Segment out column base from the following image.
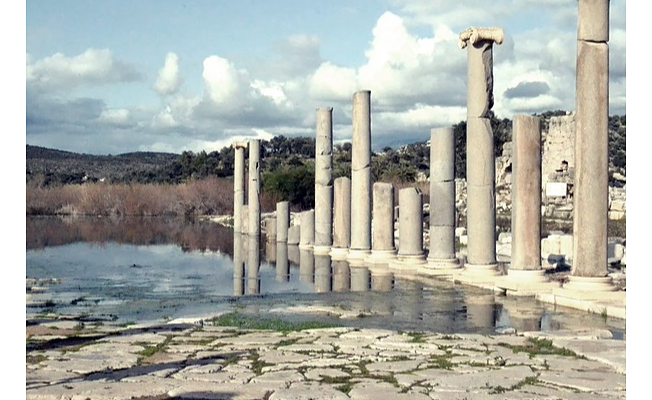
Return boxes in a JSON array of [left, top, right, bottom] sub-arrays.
[[495, 269, 559, 296], [347, 249, 372, 266], [420, 257, 462, 276], [298, 244, 314, 251], [329, 247, 349, 260], [312, 245, 332, 255], [560, 276, 619, 293], [455, 262, 503, 287], [365, 249, 397, 266], [389, 254, 427, 271]]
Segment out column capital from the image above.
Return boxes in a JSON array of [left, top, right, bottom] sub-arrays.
[[459, 27, 504, 49], [232, 141, 248, 149]]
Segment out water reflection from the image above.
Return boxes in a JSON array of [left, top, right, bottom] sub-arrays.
[[27, 216, 625, 338]]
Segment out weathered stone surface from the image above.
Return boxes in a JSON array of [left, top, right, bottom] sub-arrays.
[[350, 90, 372, 252], [248, 139, 261, 236], [332, 176, 351, 250]]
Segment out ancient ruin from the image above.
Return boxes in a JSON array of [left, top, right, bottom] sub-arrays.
[[314, 107, 334, 255]]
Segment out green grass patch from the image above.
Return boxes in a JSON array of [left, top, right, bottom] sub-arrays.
[[429, 354, 455, 370], [137, 336, 173, 358], [406, 331, 427, 343], [335, 381, 354, 394], [208, 312, 338, 333], [498, 337, 585, 359], [274, 338, 299, 348], [26, 354, 47, 364], [250, 351, 274, 375]]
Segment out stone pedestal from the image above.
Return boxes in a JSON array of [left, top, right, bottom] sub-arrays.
[[457, 27, 504, 284], [248, 139, 261, 237], [421, 127, 461, 276], [314, 107, 334, 255], [331, 177, 351, 259], [496, 115, 557, 295], [276, 201, 290, 243], [390, 187, 426, 271], [233, 142, 247, 233], [366, 182, 397, 266], [348, 91, 372, 264], [569, 0, 615, 292], [299, 209, 315, 250]]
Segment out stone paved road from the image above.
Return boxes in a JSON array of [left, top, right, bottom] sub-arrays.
[[26, 319, 626, 400]]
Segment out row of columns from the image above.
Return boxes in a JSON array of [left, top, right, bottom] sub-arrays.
[[233, 0, 616, 296]]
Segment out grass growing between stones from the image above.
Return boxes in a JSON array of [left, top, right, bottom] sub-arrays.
[[208, 311, 339, 333], [499, 337, 586, 359], [249, 351, 274, 375], [137, 336, 173, 358], [489, 376, 541, 394], [26, 354, 48, 364]]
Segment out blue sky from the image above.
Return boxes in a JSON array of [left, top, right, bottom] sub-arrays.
[[26, 0, 627, 155]]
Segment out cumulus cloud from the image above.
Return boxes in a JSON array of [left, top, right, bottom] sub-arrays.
[[504, 81, 550, 99], [26, 48, 141, 92], [202, 55, 241, 104], [153, 52, 182, 96], [98, 108, 134, 128], [308, 62, 357, 102]]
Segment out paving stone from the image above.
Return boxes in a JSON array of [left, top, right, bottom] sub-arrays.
[[538, 369, 626, 393], [282, 343, 337, 353], [304, 367, 350, 381], [347, 380, 431, 400], [269, 381, 351, 400], [423, 365, 537, 391], [338, 328, 394, 340], [100, 331, 169, 344], [250, 370, 306, 387], [168, 381, 275, 399], [259, 348, 313, 364], [366, 359, 424, 373], [298, 357, 351, 368]]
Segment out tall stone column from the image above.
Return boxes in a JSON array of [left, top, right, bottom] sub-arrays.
[[330, 177, 351, 259], [422, 127, 461, 276], [241, 205, 249, 235], [564, 0, 616, 293], [233, 233, 245, 296], [276, 201, 290, 243], [248, 139, 261, 237], [390, 187, 426, 271], [497, 116, 556, 295], [299, 209, 315, 250], [266, 217, 277, 243], [246, 235, 260, 295], [233, 142, 247, 233], [347, 90, 372, 264], [314, 107, 334, 255], [458, 27, 504, 282], [366, 182, 397, 265]]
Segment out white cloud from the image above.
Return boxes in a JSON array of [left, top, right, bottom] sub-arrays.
[[26, 48, 141, 92], [98, 108, 133, 128], [308, 62, 357, 101], [202, 55, 241, 104], [153, 52, 182, 96]]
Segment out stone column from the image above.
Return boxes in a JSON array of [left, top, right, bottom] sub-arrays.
[[458, 27, 504, 281], [330, 177, 351, 259], [366, 182, 397, 265], [314, 107, 334, 255], [299, 209, 315, 250], [422, 127, 461, 276], [266, 217, 277, 243], [240, 205, 249, 235], [276, 201, 290, 243], [288, 225, 300, 246], [348, 90, 372, 264], [390, 187, 426, 271], [497, 116, 555, 295], [233, 142, 247, 233], [248, 139, 261, 237], [564, 0, 616, 293]]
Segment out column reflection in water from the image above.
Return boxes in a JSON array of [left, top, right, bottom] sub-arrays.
[[233, 233, 245, 296], [332, 259, 351, 292], [500, 297, 544, 332], [465, 293, 498, 330], [314, 253, 332, 293], [350, 265, 370, 292], [266, 240, 277, 264], [246, 235, 261, 295], [276, 242, 289, 282], [393, 278, 423, 322], [299, 249, 314, 284], [371, 269, 394, 316], [288, 244, 300, 266]]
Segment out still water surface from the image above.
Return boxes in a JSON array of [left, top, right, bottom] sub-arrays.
[[26, 216, 625, 338]]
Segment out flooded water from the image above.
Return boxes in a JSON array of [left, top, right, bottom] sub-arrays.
[[26, 216, 625, 338]]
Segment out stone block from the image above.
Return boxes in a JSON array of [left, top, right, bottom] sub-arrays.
[[466, 117, 495, 186], [577, 0, 610, 42]]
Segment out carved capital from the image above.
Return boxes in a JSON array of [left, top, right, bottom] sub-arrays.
[[459, 27, 505, 49], [232, 141, 248, 149]]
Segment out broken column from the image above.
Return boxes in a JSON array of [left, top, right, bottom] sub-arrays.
[[299, 209, 315, 250], [347, 90, 372, 264], [458, 27, 504, 281], [314, 107, 334, 255], [421, 127, 461, 276], [330, 177, 351, 259], [497, 116, 555, 294], [563, 0, 617, 293], [366, 182, 397, 265], [233, 142, 247, 233], [276, 201, 290, 243], [390, 187, 426, 271], [248, 139, 261, 237]]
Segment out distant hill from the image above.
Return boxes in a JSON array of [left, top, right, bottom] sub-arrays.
[[26, 145, 180, 186]]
